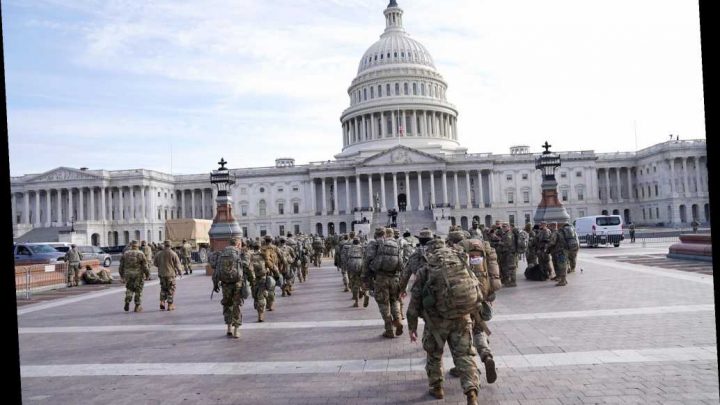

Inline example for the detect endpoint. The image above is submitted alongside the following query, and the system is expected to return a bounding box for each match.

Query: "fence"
[15,260,101,300]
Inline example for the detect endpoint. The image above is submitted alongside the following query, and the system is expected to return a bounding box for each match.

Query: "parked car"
[46,242,73,253]
[101,245,126,254]
[573,215,624,247]
[77,245,112,267]
[13,243,66,265]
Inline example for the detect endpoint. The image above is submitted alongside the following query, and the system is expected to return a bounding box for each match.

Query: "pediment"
[28,167,102,183]
[361,146,445,166]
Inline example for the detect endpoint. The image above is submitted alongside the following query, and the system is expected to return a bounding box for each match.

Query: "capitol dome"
[336,0,466,160]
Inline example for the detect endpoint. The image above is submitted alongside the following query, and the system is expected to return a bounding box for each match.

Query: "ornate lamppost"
[207,158,243,275]
[533,142,570,224]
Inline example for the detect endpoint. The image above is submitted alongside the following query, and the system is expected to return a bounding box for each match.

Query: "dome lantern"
[383,1,404,35]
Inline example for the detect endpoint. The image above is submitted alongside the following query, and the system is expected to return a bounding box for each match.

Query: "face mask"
[469,256,483,266]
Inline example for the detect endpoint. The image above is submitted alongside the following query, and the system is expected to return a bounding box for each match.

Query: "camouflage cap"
[447,230,466,243]
[229,237,238,245]
[264,235,273,242]
[349,231,356,238]
[130,240,139,247]
[374,227,385,237]
[384,228,394,237]
[163,240,171,247]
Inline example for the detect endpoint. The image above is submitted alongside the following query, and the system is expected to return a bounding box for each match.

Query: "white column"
[311,180,316,213]
[453,172,460,209]
[627,168,633,201]
[356,176,361,208]
[321,178,327,215]
[345,177,350,214]
[391,111,396,137]
[180,189,185,219]
[488,171,495,207]
[68,188,74,222]
[57,189,63,224]
[46,190,52,225]
[465,172,472,208]
[380,174,387,212]
[100,187,106,221]
[442,171,448,205]
[392,173,398,209]
[79,188,85,221]
[333,178,339,215]
[430,172,436,206]
[682,158,690,196]
[669,160,676,194]
[695,159,702,193]
[368,174,373,208]
[212,188,218,217]
[380,113,385,138]
[34,191,40,225]
[370,114,376,140]
[478,172,484,208]
[360,115,365,141]
[130,186,136,220]
[615,169,621,201]
[405,172,412,211]
[417,172,425,210]
[89,188,95,221]
[603,169,609,201]
[199,188,204,219]
[22,192,29,224]
[412,111,417,136]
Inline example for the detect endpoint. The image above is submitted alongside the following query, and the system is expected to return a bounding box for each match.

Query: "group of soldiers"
[63,244,112,287]
[208,233,326,338]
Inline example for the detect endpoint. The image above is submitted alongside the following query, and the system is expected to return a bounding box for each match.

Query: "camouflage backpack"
[260,245,278,270]
[217,248,241,284]
[312,237,323,249]
[422,246,483,319]
[513,228,529,254]
[561,225,579,252]
[249,251,267,277]
[370,238,402,275]
[346,244,364,274]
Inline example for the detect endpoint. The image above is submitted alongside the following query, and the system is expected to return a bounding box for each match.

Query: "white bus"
[572,215,624,247]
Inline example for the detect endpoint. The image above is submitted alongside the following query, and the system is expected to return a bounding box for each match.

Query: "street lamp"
[535,141,562,180]
[210,157,236,197]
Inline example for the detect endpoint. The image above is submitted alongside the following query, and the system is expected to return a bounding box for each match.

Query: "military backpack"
[249,252,267,277]
[561,225,579,252]
[513,228,529,255]
[217,249,241,284]
[346,244,364,274]
[370,238,402,275]
[312,237,324,249]
[422,247,483,319]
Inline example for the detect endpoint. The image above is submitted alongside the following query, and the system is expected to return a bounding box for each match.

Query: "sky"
[3,0,706,177]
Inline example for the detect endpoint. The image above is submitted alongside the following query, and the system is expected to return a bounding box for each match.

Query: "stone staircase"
[391,210,435,235]
[14,226,69,243]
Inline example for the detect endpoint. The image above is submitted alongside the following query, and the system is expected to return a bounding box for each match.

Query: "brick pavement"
[17,243,718,404]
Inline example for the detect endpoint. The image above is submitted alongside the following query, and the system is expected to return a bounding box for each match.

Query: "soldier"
[448,231,499,385]
[140,240,153,264]
[363,228,404,338]
[399,228,433,293]
[535,222,554,280]
[691,219,699,233]
[181,239,193,275]
[525,223,538,267]
[406,237,481,404]
[563,222,579,273]
[211,238,255,337]
[629,222,636,243]
[247,240,275,322]
[496,223,517,287]
[311,235,324,266]
[345,237,367,307]
[338,233,354,292]
[154,240,183,311]
[260,235,282,311]
[118,240,150,312]
[64,244,83,287]
[278,237,296,297]
[546,223,569,286]
[469,220,483,240]
[403,229,419,249]
[82,265,112,285]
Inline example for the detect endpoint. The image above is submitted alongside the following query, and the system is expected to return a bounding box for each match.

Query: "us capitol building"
[10,1,708,246]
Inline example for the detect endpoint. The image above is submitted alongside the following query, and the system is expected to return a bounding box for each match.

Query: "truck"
[165,219,213,262]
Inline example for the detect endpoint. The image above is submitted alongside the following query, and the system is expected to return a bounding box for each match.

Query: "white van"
[572,215,624,247]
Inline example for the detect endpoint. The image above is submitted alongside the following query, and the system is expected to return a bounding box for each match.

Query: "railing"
[16,260,102,299]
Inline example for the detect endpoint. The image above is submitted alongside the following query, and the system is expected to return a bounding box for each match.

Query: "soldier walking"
[154,240,183,311]
[119,240,150,312]
[363,228,404,338]
[211,238,254,338]
[496,223,517,287]
[181,239,193,275]
[345,237,367,307]
[406,237,481,404]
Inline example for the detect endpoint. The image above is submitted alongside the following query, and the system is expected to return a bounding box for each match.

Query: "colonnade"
[342,110,457,146]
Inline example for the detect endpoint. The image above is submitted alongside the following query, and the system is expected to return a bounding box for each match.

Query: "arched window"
[403,83,409,95]
[412,83,417,95]
[259,200,266,217]
[395,83,400,95]
[378,85,382,97]
[421,83,425,96]
[386,83,391,96]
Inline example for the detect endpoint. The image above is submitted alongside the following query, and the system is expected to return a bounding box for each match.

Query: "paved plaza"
[17,242,718,404]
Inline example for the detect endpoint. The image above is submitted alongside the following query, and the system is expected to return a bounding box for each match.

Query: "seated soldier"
[82,265,113,285]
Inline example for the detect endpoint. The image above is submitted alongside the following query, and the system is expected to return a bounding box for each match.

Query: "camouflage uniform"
[406,239,480,402]
[118,241,150,312]
[82,266,112,285]
[278,238,296,296]
[211,240,255,336]
[64,245,83,287]
[564,224,579,273]
[154,241,182,310]
[260,236,282,311]
[338,234,352,292]
[344,238,367,307]
[535,224,553,280]
[141,241,154,267]
[525,224,538,266]
[311,236,324,266]
[247,242,276,322]
[181,241,193,274]
[546,224,569,286]
[496,224,517,287]
[362,228,403,338]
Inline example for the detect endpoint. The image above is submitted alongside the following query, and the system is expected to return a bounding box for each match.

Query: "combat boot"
[555,276,567,286]
[282,290,287,297]
[363,294,370,308]
[382,329,395,338]
[124,302,130,312]
[160,301,166,311]
[429,386,444,399]
[393,319,404,336]
[134,304,143,312]
[258,311,264,322]
[343,286,350,292]
[286,288,292,296]
[449,367,460,377]
[465,388,478,404]
[226,324,233,336]
[483,356,497,384]
[232,326,239,339]
[168,303,175,311]
[352,298,359,307]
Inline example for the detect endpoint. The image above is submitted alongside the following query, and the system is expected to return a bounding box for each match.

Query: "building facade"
[9,1,709,246]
